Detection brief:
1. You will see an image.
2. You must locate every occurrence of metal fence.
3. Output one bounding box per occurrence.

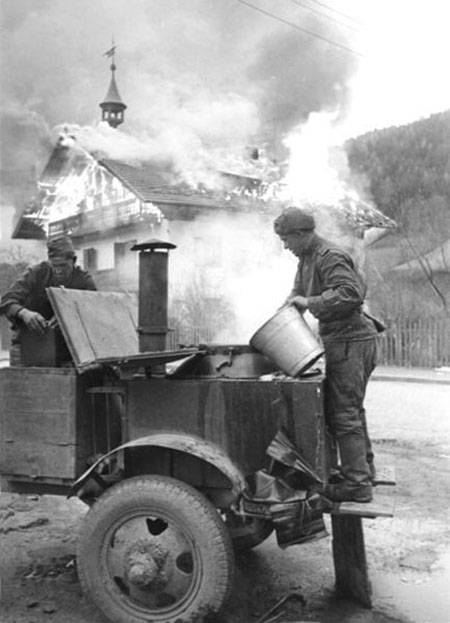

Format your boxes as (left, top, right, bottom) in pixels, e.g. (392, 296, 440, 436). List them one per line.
(377, 316, 450, 367)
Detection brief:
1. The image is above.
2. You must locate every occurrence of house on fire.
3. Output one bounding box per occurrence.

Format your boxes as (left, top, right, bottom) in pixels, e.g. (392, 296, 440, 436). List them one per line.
(10, 54, 279, 345)
(12, 131, 275, 344)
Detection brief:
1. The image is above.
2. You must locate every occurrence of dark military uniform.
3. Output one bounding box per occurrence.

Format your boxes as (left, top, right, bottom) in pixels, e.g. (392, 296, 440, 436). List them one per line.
(0, 261, 96, 364)
(0, 261, 96, 322)
(289, 233, 382, 486)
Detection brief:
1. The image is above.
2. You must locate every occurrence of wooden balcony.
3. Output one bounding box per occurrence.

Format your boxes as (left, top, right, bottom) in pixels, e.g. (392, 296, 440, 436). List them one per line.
(48, 199, 159, 238)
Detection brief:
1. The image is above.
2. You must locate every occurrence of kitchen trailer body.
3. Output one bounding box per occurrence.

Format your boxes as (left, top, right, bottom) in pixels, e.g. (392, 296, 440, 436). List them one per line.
(0, 242, 392, 622)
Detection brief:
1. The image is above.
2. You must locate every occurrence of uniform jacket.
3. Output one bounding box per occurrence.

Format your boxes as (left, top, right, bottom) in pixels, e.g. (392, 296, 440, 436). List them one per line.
(290, 234, 379, 343)
(0, 261, 96, 326)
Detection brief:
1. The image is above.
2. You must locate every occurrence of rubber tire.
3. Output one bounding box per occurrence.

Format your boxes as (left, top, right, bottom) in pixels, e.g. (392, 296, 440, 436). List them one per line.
(77, 475, 234, 623)
(225, 514, 273, 551)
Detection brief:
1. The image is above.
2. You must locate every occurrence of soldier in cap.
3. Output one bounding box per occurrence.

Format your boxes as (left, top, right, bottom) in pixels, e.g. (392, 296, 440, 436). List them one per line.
(274, 206, 384, 503)
(0, 234, 96, 364)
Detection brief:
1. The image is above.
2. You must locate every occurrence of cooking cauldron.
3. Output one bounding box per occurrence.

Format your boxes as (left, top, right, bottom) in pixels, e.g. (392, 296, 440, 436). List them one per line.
(169, 344, 280, 378)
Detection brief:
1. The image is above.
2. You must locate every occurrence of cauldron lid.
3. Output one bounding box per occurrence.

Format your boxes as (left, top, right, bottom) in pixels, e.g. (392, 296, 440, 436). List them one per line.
(199, 344, 258, 355)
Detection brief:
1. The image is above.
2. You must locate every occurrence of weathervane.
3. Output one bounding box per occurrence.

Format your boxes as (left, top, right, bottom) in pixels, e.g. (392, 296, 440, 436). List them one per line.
(103, 37, 117, 72)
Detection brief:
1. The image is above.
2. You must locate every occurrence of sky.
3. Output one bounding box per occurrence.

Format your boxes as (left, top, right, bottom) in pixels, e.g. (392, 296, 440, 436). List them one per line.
(1, 0, 450, 185)
(339, 0, 450, 138)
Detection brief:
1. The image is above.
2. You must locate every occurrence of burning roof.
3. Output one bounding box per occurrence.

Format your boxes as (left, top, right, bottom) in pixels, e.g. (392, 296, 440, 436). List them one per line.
(12, 135, 269, 239)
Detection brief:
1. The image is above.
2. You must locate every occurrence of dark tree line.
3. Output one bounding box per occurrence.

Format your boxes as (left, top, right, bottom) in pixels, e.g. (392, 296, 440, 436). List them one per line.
(346, 110, 450, 228)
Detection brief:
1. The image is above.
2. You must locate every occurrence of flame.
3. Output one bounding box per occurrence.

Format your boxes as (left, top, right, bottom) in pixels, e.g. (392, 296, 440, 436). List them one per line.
(274, 111, 396, 232)
(281, 112, 345, 204)
(29, 110, 395, 251)
(33, 132, 164, 233)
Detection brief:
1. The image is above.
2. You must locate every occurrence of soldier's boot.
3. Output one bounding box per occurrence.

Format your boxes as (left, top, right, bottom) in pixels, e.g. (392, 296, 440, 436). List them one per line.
(323, 434, 373, 503)
(329, 457, 376, 484)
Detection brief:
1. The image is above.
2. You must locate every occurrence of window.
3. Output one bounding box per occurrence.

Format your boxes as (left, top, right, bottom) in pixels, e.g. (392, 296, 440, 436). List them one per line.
(83, 247, 98, 271)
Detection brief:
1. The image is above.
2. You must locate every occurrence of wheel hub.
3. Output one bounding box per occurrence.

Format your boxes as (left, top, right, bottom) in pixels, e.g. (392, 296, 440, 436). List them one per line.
(106, 513, 196, 609)
(124, 539, 171, 589)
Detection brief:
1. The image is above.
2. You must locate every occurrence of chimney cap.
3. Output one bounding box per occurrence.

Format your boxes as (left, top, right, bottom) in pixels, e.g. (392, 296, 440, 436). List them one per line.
(131, 239, 177, 252)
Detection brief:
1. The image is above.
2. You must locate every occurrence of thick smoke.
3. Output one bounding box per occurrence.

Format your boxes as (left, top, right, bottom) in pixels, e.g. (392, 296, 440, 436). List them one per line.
(0, 0, 359, 188)
(249, 20, 358, 158)
(0, 0, 365, 340)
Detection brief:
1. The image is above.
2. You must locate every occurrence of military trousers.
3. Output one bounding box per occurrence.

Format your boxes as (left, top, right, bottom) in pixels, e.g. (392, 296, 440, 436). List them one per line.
(324, 338, 377, 484)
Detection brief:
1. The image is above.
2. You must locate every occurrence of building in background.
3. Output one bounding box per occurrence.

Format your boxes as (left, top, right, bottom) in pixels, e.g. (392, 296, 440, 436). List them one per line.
(11, 56, 276, 344)
(13, 132, 265, 292)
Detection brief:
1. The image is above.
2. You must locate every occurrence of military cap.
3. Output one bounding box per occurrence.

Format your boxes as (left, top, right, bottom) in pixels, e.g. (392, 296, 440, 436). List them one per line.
(47, 234, 76, 259)
(273, 206, 316, 236)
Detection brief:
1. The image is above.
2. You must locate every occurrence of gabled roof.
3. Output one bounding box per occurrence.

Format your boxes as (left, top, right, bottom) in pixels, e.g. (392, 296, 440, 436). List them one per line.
(100, 159, 173, 201)
(100, 159, 258, 208)
(12, 141, 264, 238)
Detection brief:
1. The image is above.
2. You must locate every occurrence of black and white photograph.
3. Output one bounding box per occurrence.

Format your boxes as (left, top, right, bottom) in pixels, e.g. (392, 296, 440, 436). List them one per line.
(0, 2, 449, 622)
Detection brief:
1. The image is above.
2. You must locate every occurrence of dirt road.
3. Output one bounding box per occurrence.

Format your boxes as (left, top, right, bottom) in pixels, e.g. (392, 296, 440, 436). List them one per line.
(1, 377, 449, 623)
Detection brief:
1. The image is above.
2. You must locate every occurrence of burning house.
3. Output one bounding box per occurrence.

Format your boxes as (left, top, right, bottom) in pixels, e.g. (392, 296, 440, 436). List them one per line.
(11, 55, 279, 347)
(12, 126, 279, 345)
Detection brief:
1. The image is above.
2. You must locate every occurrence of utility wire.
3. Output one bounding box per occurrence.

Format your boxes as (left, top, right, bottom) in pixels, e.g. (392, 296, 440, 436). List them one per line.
(401, 232, 448, 311)
(308, 0, 363, 26)
(236, 0, 364, 57)
(287, 0, 361, 33)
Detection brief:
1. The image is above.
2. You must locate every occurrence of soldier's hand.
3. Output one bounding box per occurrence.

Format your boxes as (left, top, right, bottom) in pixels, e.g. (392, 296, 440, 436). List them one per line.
(47, 316, 58, 329)
(289, 295, 308, 311)
(18, 309, 48, 334)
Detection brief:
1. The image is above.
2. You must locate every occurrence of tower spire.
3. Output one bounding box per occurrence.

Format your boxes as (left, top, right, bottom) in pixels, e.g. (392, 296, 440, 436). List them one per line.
(100, 39, 126, 128)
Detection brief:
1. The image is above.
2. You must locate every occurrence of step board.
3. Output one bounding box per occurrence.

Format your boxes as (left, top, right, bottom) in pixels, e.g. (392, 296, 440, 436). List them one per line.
(328, 488, 395, 518)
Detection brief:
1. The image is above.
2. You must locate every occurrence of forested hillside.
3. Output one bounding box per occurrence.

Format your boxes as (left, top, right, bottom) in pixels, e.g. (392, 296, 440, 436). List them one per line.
(346, 110, 450, 240)
(345, 111, 450, 322)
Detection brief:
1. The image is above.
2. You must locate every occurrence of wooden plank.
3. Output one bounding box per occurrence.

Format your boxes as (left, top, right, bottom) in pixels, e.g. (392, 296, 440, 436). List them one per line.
(47, 288, 139, 368)
(47, 288, 96, 365)
(327, 485, 395, 518)
(74, 294, 138, 358)
(330, 496, 394, 518)
(331, 515, 372, 608)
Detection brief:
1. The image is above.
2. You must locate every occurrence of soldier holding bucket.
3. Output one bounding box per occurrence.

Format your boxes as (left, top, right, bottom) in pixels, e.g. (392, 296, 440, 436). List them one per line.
(273, 206, 384, 503)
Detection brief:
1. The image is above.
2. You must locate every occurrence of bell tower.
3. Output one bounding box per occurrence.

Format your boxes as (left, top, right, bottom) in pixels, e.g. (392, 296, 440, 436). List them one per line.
(100, 42, 127, 128)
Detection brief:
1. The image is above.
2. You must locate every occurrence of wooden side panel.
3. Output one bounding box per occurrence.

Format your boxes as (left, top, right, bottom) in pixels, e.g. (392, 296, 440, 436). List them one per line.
(0, 368, 100, 482)
(1, 368, 77, 479)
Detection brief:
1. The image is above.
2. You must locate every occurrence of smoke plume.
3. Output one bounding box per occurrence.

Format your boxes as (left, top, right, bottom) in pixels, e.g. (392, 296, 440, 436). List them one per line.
(1, 0, 359, 189)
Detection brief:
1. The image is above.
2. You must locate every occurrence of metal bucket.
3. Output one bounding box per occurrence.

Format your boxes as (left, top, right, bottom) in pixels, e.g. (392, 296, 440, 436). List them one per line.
(250, 305, 324, 376)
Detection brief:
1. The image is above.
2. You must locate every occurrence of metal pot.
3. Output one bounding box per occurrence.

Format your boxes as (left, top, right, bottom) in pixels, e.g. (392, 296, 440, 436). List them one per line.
(169, 344, 279, 379)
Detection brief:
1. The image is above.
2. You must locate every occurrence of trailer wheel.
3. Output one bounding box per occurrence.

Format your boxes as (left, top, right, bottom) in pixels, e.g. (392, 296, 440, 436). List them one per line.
(77, 475, 234, 623)
(224, 512, 273, 550)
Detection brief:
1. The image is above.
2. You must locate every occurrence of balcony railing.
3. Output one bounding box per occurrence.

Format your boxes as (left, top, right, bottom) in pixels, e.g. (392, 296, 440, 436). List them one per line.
(48, 199, 158, 237)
